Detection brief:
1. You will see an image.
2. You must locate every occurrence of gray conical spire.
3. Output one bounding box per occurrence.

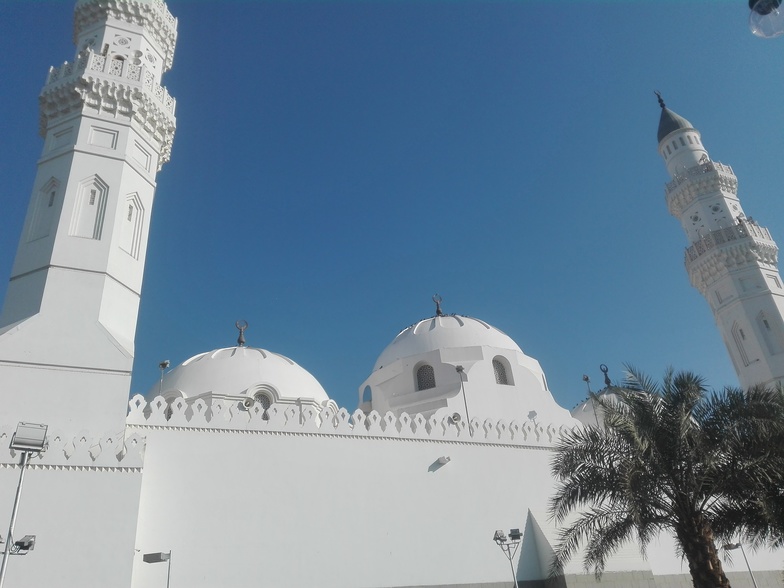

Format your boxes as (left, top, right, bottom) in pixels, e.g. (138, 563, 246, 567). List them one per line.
(655, 92, 694, 144)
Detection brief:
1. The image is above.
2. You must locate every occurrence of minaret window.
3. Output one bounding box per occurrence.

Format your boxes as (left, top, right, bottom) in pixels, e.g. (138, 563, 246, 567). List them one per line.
(666, 145, 671, 155)
(416, 364, 436, 391)
(680, 137, 686, 146)
(673, 140, 678, 150)
(48, 191, 55, 207)
(732, 322, 751, 367)
(687, 135, 693, 144)
(757, 312, 784, 356)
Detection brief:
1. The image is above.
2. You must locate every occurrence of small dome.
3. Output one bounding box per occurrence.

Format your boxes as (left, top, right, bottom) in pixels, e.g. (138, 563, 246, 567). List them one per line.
(148, 346, 329, 405)
(374, 315, 522, 370)
(657, 107, 694, 144)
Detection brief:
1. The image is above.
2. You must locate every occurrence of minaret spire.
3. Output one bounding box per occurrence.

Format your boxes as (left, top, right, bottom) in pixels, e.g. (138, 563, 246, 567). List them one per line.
(657, 103, 784, 390)
(655, 90, 665, 109)
(0, 0, 178, 436)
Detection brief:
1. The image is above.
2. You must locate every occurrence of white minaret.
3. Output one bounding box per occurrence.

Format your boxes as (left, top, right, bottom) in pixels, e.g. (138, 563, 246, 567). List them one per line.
(657, 95, 784, 390)
(0, 0, 177, 436)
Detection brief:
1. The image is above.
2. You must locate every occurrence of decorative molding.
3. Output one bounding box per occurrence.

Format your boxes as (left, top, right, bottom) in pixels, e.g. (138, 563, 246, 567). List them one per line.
(74, 0, 177, 71)
(127, 394, 573, 448)
(0, 426, 144, 469)
(665, 161, 737, 218)
(40, 55, 176, 168)
(687, 239, 780, 294)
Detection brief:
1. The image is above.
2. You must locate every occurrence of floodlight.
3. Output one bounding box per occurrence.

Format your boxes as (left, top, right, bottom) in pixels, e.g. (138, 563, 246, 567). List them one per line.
(143, 552, 171, 563)
(143, 550, 173, 588)
(492, 527, 522, 587)
(9, 423, 47, 453)
(13, 536, 35, 552)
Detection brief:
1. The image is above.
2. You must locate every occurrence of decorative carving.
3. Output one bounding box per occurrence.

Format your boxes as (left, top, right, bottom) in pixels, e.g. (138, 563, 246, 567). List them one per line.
(74, 0, 177, 71)
(665, 161, 738, 218)
(40, 51, 176, 168)
(125, 395, 575, 448)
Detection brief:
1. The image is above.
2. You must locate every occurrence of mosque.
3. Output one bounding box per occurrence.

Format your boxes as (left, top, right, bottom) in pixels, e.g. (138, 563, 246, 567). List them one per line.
(0, 1, 782, 587)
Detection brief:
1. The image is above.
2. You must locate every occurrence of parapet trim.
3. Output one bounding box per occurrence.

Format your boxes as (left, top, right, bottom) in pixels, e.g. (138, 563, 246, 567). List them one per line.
(0, 424, 144, 471)
(127, 395, 574, 448)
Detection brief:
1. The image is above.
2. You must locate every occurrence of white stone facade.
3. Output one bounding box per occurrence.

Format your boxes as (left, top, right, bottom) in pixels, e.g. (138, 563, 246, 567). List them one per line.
(0, 4, 782, 588)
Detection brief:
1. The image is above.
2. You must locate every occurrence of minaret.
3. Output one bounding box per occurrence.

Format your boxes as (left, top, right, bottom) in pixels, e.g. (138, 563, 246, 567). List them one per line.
(0, 0, 177, 436)
(657, 95, 784, 390)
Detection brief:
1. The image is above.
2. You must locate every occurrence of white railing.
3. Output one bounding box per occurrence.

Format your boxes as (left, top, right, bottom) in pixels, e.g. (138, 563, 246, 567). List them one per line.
(45, 51, 175, 115)
(685, 221, 773, 262)
(666, 161, 734, 194)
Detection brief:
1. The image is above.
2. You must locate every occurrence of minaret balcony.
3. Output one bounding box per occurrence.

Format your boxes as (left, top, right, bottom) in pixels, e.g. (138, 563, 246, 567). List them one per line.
(665, 160, 739, 217)
(43, 51, 175, 116)
(685, 221, 775, 263)
(665, 160, 735, 194)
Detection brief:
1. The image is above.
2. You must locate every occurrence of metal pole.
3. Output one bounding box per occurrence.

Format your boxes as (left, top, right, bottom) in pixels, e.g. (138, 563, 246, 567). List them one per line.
(166, 550, 172, 588)
(739, 543, 759, 588)
(0, 451, 30, 588)
(456, 366, 471, 435)
(505, 545, 518, 588)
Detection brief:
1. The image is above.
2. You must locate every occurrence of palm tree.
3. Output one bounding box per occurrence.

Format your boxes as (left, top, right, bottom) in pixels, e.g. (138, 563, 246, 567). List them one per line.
(548, 367, 784, 588)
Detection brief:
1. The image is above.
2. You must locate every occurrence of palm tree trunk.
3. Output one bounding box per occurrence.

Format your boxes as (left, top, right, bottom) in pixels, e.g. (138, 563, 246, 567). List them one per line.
(676, 514, 730, 588)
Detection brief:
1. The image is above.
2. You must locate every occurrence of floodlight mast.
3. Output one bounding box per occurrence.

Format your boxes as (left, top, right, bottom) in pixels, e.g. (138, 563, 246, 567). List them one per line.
(0, 422, 47, 588)
(493, 528, 522, 587)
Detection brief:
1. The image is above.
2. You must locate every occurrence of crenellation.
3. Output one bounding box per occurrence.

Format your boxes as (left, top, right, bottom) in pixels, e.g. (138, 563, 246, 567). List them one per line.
(0, 423, 143, 469)
(125, 395, 569, 447)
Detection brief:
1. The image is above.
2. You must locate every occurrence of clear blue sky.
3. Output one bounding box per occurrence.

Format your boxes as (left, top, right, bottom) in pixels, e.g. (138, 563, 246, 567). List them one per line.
(2, 0, 784, 413)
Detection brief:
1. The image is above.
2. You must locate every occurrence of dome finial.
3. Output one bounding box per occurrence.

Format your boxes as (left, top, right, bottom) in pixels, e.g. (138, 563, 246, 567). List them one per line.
(655, 90, 666, 110)
(600, 363, 611, 388)
(432, 294, 444, 317)
(235, 320, 248, 347)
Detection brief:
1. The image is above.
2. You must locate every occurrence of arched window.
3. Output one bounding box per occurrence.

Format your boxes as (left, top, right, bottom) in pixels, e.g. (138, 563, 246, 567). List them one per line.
(362, 385, 372, 404)
(416, 364, 436, 391)
(493, 358, 509, 385)
(254, 392, 272, 420)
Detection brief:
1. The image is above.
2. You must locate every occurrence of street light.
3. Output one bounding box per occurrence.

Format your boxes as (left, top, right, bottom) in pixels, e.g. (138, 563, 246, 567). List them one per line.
(144, 551, 172, 588)
(0, 422, 47, 588)
(493, 528, 522, 587)
(722, 542, 759, 588)
(749, 0, 784, 38)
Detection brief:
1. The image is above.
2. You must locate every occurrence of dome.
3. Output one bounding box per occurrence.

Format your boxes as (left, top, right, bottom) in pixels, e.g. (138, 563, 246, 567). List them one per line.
(373, 314, 522, 371)
(147, 346, 329, 405)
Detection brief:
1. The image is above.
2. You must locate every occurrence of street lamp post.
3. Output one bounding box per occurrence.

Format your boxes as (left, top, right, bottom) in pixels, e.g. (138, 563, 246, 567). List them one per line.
(493, 528, 522, 587)
(722, 542, 759, 588)
(0, 422, 47, 588)
(144, 551, 172, 588)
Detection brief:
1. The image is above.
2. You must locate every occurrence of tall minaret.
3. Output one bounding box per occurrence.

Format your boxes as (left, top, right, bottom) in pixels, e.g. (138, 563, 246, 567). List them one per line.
(0, 0, 177, 436)
(657, 95, 784, 390)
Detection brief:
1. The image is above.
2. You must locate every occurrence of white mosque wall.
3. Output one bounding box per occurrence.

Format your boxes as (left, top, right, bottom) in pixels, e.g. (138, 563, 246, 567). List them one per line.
(0, 425, 144, 588)
(128, 396, 653, 588)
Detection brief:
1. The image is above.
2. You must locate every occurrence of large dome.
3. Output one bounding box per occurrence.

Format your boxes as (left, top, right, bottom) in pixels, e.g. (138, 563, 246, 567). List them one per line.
(147, 346, 329, 405)
(373, 314, 522, 371)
